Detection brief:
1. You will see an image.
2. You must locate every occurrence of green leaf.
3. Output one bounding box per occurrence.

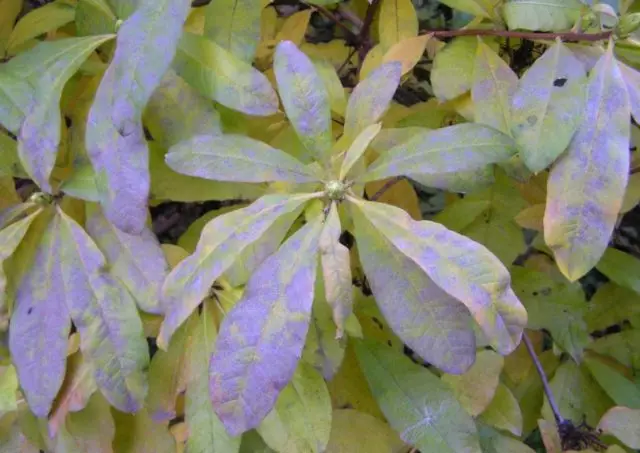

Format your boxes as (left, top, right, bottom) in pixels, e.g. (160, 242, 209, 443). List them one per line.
(86, 0, 191, 234)
(324, 409, 405, 453)
(85, 203, 168, 314)
(511, 267, 590, 362)
(312, 58, 347, 117)
(340, 123, 382, 181)
(203, 0, 261, 63)
(0, 209, 41, 329)
(351, 198, 527, 354)
(53, 393, 114, 453)
(147, 315, 196, 423)
(318, 203, 353, 338)
(431, 37, 477, 102)
(477, 423, 535, 453)
(437, 0, 498, 18)
(589, 330, 640, 371)
(0, 70, 31, 134)
(511, 40, 587, 173)
(257, 362, 332, 453)
(472, 38, 518, 136)
(274, 41, 333, 164)
(353, 204, 476, 373)
(174, 32, 279, 116)
(186, 302, 241, 453)
(543, 361, 613, 426)
(544, 46, 631, 281)
(598, 407, 640, 448)
(166, 134, 322, 183)
(144, 69, 222, 149)
(503, 0, 584, 31)
(239, 431, 276, 453)
(344, 62, 402, 139)
(6, 0, 76, 54)
(0, 131, 21, 178)
(0, 0, 21, 56)
(0, 364, 17, 415)
(159, 194, 315, 348)
(441, 350, 504, 416)
(596, 248, 640, 295)
(584, 356, 640, 409)
(378, 0, 418, 49)
(620, 62, 640, 124)
(585, 283, 640, 333)
(478, 383, 523, 436)
(362, 124, 517, 182)
(355, 340, 482, 453)
(76, 0, 118, 37)
(112, 409, 175, 453)
(210, 216, 324, 435)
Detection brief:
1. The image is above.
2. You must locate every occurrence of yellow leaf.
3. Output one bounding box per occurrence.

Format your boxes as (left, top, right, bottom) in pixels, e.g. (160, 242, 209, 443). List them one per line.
(359, 43, 385, 80)
(382, 34, 431, 76)
(184, 7, 205, 34)
(324, 409, 405, 453)
(275, 10, 311, 46)
(621, 172, 640, 213)
(0, 178, 19, 209)
(478, 383, 523, 436)
(378, 0, 418, 50)
(364, 178, 422, 220)
(301, 41, 352, 69)
(515, 204, 545, 231)
(0, 0, 21, 55)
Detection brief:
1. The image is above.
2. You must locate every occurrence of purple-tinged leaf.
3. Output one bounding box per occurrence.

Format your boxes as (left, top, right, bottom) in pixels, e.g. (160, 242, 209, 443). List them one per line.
(319, 203, 352, 338)
(159, 194, 318, 349)
(344, 62, 402, 139)
(53, 207, 150, 412)
(472, 38, 518, 136)
(362, 124, 516, 182)
(544, 45, 631, 281)
(352, 204, 476, 374)
(620, 62, 640, 125)
(86, 0, 191, 234)
(166, 134, 323, 183)
(174, 32, 279, 116)
(274, 41, 333, 164)
(209, 216, 324, 435)
(86, 203, 168, 314)
(9, 210, 71, 418)
(186, 302, 241, 453)
(18, 36, 114, 193)
(350, 198, 527, 355)
(203, 0, 261, 63)
(511, 40, 587, 173)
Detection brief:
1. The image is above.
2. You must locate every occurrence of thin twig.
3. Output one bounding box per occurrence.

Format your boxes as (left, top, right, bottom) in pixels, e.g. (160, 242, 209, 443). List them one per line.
(420, 28, 612, 42)
(522, 332, 565, 424)
(370, 176, 405, 201)
(357, 0, 381, 67)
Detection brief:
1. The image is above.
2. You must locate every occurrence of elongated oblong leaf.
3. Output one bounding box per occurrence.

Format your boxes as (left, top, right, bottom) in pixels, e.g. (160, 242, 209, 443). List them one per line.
(274, 41, 333, 164)
(203, 0, 261, 63)
(159, 194, 316, 349)
(544, 46, 631, 281)
(210, 216, 324, 435)
(174, 32, 279, 116)
(355, 340, 481, 452)
(344, 62, 402, 139)
(340, 123, 381, 181)
(350, 198, 527, 354)
(53, 208, 150, 412)
(0, 70, 31, 134)
(503, 0, 583, 31)
(362, 124, 516, 182)
(378, 0, 418, 49)
(352, 205, 476, 373)
(86, 0, 190, 233)
(511, 40, 586, 172)
(166, 134, 322, 183)
(18, 35, 113, 193)
(597, 407, 640, 448)
(86, 203, 168, 314)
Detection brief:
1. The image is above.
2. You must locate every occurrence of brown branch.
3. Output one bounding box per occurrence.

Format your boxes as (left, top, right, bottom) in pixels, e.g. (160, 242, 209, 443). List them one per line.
(419, 28, 613, 42)
(522, 332, 565, 424)
(357, 0, 381, 67)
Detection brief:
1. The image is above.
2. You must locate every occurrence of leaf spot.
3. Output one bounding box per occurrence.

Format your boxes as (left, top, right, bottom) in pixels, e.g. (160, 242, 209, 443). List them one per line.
(27, 307, 33, 315)
(553, 78, 567, 87)
(527, 115, 537, 126)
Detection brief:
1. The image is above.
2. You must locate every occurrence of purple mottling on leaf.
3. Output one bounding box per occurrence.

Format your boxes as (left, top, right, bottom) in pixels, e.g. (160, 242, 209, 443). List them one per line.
(209, 216, 323, 435)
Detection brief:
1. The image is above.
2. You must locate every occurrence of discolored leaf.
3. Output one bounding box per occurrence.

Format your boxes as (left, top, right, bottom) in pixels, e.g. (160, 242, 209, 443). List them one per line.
(325, 409, 405, 453)
(159, 194, 316, 348)
(319, 203, 353, 338)
(362, 124, 517, 182)
(441, 350, 504, 416)
(340, 123, 381, 181)
(166, 134, 322, 183)
(511, 40, 586, 172)
(274, 41, 333, 164)
(257, 362, 332, 453)
(378, 0, 418, 49)
(86, 0, 191, 233)
(53, 393, 114, 453)
(209, 216, 323, 435)
(85, 203, 168, 314)
(353, 205, 476, 373)
(17, 36, 114, 192)
(355, 340, 482, 453)
(364, 177, 422, 220)
(186, 302, 241, 453)
(598, 407, 640, 448)
(503, 0, 583, 31)
(312, 58, 347, 117)
(544, 45, 631, 281)
(112, 409, 175, 453)
(203, 0, 261, 63)
(344, 62, 402, 139)
(0, 364, 18, 415)
(383, 35, 431, 76)
(174, 32, 279, 116)
(472, 38, 518, 136)
(350, 198, 527, 354)
(478, 383, 523, 436)
(431, 37, 477, 102)
(538, 419, 562, 453)
(6, 1, 76, 54)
